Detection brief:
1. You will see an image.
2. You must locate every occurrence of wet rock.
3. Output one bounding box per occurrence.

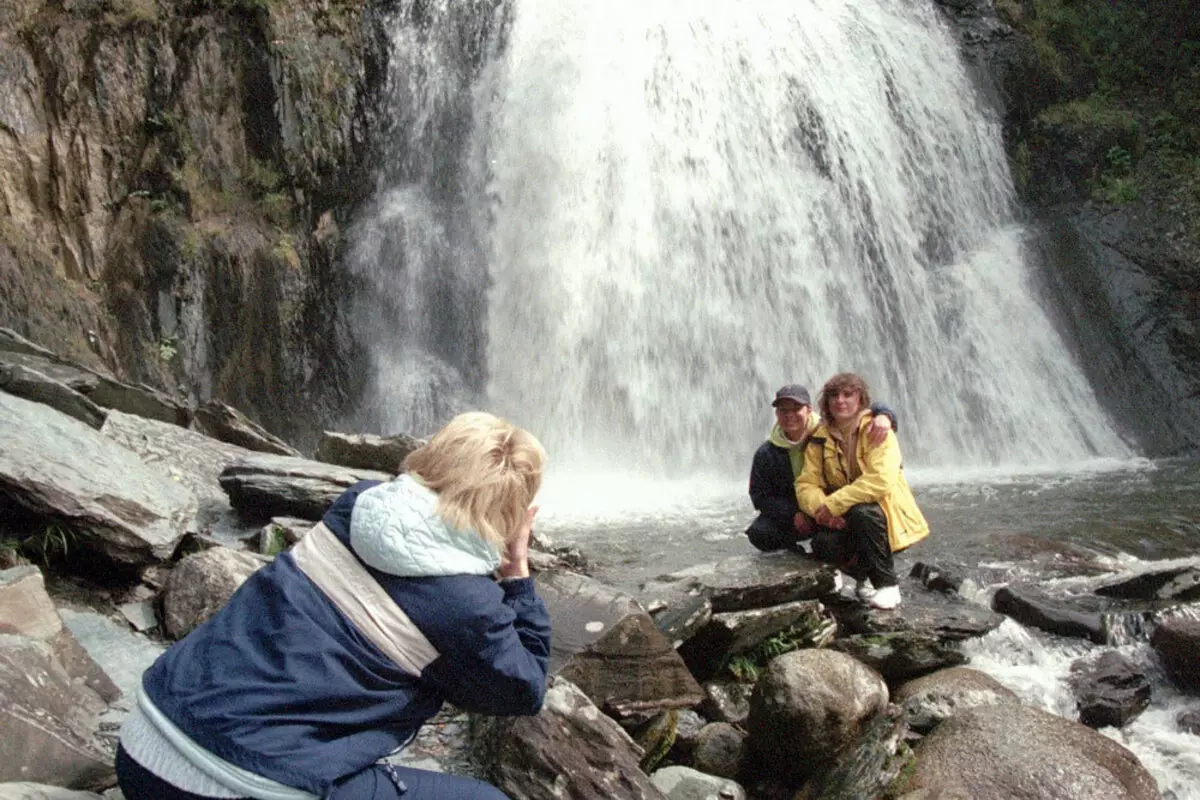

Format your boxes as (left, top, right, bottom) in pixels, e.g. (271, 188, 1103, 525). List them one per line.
(535, 571, 703, 720)
(691, 722, 745, 780)
(1177, 709, 1200, 735)
(746, 649, 888, 786)
(473, 677, 668, 800)
(101, 411, 260, 543)
(0, 331, 189, 427)
(315, 430, 422, 473)
(796, 705, 909, 800)
(0, 783, 106, 799)
(527, 531, 590, 575)
(0, 392, 195, 566)
(899, 704, 1160, 800)
(0, 567, 119, 703)
(192, 400, 301, 457)
(218, 453, 390, 520)
(827, 583, 1004, 643)
(657, 550, 837, 613)
(1150, 617, 1200, 694)
(992, 584, 1106, 643)
(637, 575, 713, 648)
(631, 711, 678, 773)
(1095, 560, 1200, 603)
(1070, 651, 1151, 729)
(893, 667, 1020, 733)
(0, 634, 114, 790)
(649, 766, 745, 800)
(831, 631, 967, 688)
(666, 709, 706, 763)
(117, 600, 158, 633)
(679, 600, 834, 681)
(161, 547, 264, 639)
(701, 680, 753, 726)
(909, 562, 968, 594)
(0, 364, 106, 429)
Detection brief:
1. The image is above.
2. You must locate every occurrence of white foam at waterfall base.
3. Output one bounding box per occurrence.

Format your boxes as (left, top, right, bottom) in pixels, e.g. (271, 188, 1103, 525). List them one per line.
(476, 0, 1131, 474)
(964, 619, 1200, 798)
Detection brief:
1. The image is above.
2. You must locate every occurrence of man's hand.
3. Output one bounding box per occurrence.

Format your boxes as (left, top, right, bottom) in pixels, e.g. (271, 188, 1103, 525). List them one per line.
(499, 506, 538, 579)
(815, 505, 847, 531)
(867, 413, 892, 447)
(793, 512, 815, 536)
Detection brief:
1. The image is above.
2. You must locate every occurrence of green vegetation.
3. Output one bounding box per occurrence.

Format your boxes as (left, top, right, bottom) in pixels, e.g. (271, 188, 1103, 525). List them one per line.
(1002, 0, 1199, 213)
(724, 623, 824, 683)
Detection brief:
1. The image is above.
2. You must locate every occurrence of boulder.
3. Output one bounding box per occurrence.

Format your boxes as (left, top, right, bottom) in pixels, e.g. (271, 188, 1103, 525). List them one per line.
(830, 631, 967, 687)
(0, 634, 113, 790)
(0, 364, 106, 429)
(992, 584, 1106, 643)
(192, 400, 301, 457)
(1070, 651, 1151, 729)
(900, 704, 1160, 800)
(746, 649, 889, 786)
(827, 583, 1004, 643)
(658, 551, 836, 612)
(637, 575, 714, 648)
(630, 710, 678, 773)
(0, 566, 119, 704)
(161, 547, 264, 639)
(1178, 710, 1200, 736)
(1095, 560, 1200, 603)
(701, 680, 753, 726)
(535, 570, 704, 719)
(0, 392, 195, 565)
(1150, 617, 1200, 693)
(649, 766, 745, 800)
(473, 677, 668, 800)
(218, 453, 390, 520)
(0, 784, 105, 800)
(315, 430, 422, 473)
(101, 410, 260, 541)
(666, 709, 706, 763)
(0, 330, 188, 426)
(893, 667, 1020, 733)
(909, 562, 968, 595)
(679, 599, 835, 681)
(796, 705, 909, 800)
(691, 722, 745, 780)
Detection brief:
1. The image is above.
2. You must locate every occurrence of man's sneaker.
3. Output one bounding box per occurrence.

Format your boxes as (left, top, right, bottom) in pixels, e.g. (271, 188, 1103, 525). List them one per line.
(832, 572, 845, 593)
(854, 579, 877, 602)
(869, 585, 902, 610)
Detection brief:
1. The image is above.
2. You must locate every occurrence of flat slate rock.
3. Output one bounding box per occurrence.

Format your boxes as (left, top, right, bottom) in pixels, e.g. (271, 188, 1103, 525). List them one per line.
(315, 431, 422, 473)
(826, 580, 1004, 642)
(0, 364, 106, 429)
(0, 392, 195, 566)
(192, 400, 301, 457)
(656, 550, 837, 613)
(992, 584, 1107, 644)
(535, 570, 703, 718)
(218, 453, 391, 520)
(1094, 559, 1200, 603)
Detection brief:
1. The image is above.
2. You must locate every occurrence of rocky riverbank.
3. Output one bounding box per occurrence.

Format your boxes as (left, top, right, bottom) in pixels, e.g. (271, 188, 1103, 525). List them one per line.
(3, 330, 1196, 800)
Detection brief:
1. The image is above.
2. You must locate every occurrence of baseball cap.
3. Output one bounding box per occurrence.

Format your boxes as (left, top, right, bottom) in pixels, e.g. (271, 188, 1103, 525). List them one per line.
(772, 384, 811, 407)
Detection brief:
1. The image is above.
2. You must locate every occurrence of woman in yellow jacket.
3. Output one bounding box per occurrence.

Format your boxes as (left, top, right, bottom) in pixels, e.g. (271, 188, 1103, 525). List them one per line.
(797, 373, 929, 610)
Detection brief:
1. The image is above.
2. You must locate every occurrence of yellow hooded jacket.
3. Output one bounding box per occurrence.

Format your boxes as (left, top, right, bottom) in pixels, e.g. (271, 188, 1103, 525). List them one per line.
(795, 414, 929, 552)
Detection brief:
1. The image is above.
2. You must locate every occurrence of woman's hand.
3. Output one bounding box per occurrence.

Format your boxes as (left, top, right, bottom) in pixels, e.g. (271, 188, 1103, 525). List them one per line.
(814, 505, 847, 531)
(499, 506, 538, 579)
(867, 414, 892, 447)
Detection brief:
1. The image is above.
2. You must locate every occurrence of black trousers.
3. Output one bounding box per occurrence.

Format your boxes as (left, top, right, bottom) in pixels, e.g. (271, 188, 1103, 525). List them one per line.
(746, 514, 807, 552)
(809, 503, 897, 588)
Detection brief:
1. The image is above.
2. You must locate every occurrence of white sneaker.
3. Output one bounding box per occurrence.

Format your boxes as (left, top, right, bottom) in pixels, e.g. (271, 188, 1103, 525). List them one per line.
(854, 579, 877, 602)
(869, 585, 902, 610)
(832, 572, 845, 593)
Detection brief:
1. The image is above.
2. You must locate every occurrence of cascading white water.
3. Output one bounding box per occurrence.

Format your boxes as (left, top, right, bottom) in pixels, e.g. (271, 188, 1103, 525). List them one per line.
(474, 0, 1132, 473)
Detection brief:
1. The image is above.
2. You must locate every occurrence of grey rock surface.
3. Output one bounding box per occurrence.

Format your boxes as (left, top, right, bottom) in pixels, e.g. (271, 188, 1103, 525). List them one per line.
(0, 392, 195, 565)
(0, 364, 106, 428)
(1150, 617, 1200, 694)
(315, 430, 422, 473)
(218, 453, 390, 520)
(192, 400, 301, 457)
(161, 546, 264, 639)
(893, 667, 1020, 733)
(659, 550, 837, 613)
(0, 784, 105, 800)
(691, 722, 745, 780)
(649, 766, 745, 800)
(902, 703, 1160, 800)
(1070, 651, 1151, 729)
(679, 599, 834, 681)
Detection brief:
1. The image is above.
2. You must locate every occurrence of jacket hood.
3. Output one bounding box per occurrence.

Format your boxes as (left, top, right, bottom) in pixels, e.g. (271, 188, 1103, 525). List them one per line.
(767, 415, 818, 449)
(348, 475, 501, 577)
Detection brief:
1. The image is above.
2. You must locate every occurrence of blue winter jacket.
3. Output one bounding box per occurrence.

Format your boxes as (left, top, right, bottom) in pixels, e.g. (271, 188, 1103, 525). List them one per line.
(141, 479, 551, 796)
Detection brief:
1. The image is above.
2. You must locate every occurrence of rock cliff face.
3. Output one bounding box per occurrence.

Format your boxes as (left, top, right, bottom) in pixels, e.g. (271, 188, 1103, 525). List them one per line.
(0, 0, 391, 447)
(934, 0, 1200, 454)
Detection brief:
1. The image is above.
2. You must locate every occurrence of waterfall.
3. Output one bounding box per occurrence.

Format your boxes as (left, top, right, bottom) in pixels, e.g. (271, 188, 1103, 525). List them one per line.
(350, 0, 1133, 473)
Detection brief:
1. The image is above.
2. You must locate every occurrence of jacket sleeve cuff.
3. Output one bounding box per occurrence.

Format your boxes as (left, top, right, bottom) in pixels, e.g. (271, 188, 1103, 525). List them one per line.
(499, 576, 537, 597)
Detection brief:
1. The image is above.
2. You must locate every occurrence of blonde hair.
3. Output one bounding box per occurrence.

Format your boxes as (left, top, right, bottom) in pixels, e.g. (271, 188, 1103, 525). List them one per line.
(402, 412, 546, 546)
